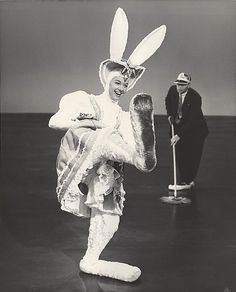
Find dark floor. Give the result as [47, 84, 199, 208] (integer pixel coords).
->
[0, 114, 236, 292]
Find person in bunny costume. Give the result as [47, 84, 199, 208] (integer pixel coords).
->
[49, 8, 166, 282]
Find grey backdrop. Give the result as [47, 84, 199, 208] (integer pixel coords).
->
[0, 1, 235, 115]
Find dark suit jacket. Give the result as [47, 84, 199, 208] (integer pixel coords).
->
[165, 85, 209, 139]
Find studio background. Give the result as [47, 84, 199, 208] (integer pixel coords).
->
[1, 2, 236, 291]
[0, 0, 235, 116]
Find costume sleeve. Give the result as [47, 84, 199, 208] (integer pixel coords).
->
[49, 91, 97, 131]
[59, 91, 96, 119]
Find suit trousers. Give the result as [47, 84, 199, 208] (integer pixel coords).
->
[175, 136, 206, 184]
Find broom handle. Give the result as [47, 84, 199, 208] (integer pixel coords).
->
[171, 123, 177, 198]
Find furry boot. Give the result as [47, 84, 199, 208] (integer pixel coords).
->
[130, 93, 157, 172]
[79, 208, 141, 282]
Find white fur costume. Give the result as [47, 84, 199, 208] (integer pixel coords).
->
[80, 208, 141, 282]
[49, 8, 166, 282]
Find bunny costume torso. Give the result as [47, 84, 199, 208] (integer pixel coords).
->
[56, 90, 136, 218]
[58, 90, 135, 144]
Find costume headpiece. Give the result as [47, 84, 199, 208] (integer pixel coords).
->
[99, 8, 167, 91]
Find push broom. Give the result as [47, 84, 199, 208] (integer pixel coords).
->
[160, 121, 191, 205]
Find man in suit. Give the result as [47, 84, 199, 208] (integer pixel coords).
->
[165, 72, 209, 190]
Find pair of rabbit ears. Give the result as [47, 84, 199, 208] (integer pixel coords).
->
[99, 7, 166, 91]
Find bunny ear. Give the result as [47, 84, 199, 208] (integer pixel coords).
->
[110, 8, 129, 62]
[128, 25, 166, 66]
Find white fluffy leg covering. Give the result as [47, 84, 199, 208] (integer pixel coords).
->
[100, 132, 134, 165]
[98, 93, 157, 172]
[80, 208, 141, 282]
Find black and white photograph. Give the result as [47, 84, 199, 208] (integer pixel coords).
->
[0, 0, 235, 291]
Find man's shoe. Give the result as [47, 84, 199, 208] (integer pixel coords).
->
[168, 183, 191, 191]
